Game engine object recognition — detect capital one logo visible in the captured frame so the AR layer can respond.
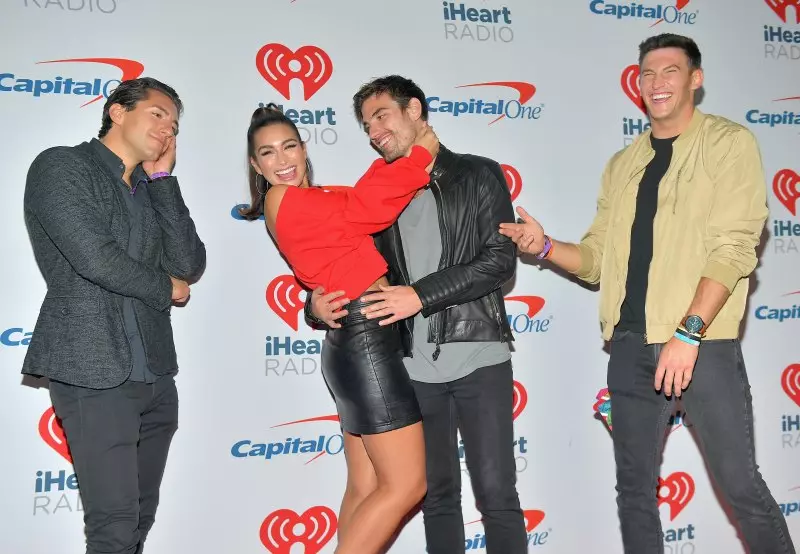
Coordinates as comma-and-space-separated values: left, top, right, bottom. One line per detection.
38, 407, 72, 463
2, 58, 143, 108
513, 380, 528, 421
658, 471, 695, 520
621, 64, 646, 114
256, 43, 333, 101
505, 295, 545, 317
267, 275, 307, 331
774, 169, 800, 216
501, 164, 522, 201
765, 0, 800, 23
426, 82, 541, 125
782, 364, 800, 407
260, 506, 337, 554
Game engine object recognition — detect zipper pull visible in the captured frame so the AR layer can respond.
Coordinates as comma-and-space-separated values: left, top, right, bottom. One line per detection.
432, 343, 441, 361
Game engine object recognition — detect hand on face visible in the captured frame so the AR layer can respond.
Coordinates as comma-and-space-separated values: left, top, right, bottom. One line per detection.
143, 135, 176, 177
413, 124, 439, 164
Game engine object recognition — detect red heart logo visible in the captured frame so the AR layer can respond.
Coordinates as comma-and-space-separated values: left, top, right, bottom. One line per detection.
38, 406, 72, 463
500, 164, 522, 202
260, 506, 337, 554
523, 509, 545, 532
621, 64, 646, 115
764, 0, 800, 23
512, 380, 528, 421
782, 364, 800, 408
256, 44, 333, 101
773, 169, 800, 216
657, 472, 695, 520
266, 275, 306, 331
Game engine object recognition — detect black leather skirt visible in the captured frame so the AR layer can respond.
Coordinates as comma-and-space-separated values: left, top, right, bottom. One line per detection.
321, 298, 422, 435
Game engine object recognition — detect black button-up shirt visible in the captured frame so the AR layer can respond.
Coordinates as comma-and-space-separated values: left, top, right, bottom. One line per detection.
89, 138, 160, 383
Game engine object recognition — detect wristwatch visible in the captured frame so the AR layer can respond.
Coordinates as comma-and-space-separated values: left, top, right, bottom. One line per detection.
681, 314, 706, 336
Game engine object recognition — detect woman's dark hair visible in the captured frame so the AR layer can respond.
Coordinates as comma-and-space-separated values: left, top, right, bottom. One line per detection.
238, 103, 313, 221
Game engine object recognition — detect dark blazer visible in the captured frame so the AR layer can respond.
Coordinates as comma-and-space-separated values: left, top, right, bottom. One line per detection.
21, 140, 206, 389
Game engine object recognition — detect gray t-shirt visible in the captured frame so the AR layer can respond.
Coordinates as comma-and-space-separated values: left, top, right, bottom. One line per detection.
397, 188, 510, 384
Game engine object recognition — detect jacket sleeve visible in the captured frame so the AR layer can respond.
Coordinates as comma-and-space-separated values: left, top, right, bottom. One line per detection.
24, 149, 173, 311
147, 176, 207, 284
303, 293, 329, 329
411, 162, 517, 317
572, 159, 614, 285
340, 146, 432, 236
700, 128, 769, 292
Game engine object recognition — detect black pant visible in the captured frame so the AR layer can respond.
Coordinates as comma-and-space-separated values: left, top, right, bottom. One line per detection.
411, 360, 527, 554
608, 330, 795, 554
49, 376, 179, 554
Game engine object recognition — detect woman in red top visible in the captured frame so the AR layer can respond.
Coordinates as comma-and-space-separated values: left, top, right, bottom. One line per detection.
241, 104, 438, 554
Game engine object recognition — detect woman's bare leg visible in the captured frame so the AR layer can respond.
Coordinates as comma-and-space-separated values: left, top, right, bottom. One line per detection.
334, 422, 426, 554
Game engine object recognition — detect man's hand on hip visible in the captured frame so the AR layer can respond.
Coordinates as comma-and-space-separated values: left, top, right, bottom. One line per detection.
360, 285, 422, 325
311, 287, 349, 328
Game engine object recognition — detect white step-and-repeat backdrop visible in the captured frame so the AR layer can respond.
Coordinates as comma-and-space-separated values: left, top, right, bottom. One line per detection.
1, 1, 799, 552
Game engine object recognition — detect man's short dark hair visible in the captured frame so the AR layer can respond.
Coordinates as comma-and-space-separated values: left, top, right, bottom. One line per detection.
638, 33, 702, 70
98, 77, 183, 139
352, 75, 429, 125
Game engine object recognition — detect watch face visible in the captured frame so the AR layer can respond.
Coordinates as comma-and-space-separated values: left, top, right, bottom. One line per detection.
685, 315, 704, 333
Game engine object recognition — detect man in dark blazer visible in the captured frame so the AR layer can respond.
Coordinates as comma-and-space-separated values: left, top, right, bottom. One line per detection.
22, 77, 206, 554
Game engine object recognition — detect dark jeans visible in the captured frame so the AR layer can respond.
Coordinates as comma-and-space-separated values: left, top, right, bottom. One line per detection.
608, 329, 795, 554
49, 376, 179, 554
411, 360, 527, 554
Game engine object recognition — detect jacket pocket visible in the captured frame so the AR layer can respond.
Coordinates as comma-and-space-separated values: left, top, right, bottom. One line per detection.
36, 295, 125, 379
42, 296, 100, 318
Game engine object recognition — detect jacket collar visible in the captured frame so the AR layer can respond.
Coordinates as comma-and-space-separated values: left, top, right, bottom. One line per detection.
627, 108, 707, 172
430, 144, 457, 184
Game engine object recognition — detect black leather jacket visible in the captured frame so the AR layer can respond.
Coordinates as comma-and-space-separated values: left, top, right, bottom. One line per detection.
305, 144, 516, 360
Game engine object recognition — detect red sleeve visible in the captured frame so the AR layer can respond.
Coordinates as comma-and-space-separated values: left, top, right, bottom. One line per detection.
340, 145, 433, 236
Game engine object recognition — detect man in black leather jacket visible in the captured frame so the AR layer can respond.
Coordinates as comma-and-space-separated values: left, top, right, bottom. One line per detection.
306, 75, 527, 553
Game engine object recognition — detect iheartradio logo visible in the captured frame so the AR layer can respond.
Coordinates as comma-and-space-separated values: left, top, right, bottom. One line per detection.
266, 275, 307, 331
38, 407, 72, 463
256, 43, 333, 101
501, 164, 522, 202
765, 0, 800, 23
512, 380, 528, 421
774, 169, 800, 216
621, 64, 646, 114
657, 471, 695, 520
505, 295, 545, 318
260, 506, 337, 554
782, 364, 800, 408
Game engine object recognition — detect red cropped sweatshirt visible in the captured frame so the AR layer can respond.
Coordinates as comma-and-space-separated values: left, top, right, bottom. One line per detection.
274, 145, 433, 299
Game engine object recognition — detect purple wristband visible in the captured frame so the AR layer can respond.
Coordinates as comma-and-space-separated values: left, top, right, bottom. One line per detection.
149, 172, 171, 181
536, 235, 552, 260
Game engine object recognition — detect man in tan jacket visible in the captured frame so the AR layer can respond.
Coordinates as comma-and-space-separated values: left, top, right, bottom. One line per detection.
500, 33, 795, 554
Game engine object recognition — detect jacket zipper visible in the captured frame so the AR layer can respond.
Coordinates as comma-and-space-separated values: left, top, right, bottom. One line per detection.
387, 224, 416, 354
431, 178, 447, 361
488, 293, 507, 342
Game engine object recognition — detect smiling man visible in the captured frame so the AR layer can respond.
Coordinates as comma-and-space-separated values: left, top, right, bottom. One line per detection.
306, 75, 526, 554
498, 34, 795, 554
23, 77, 205, 554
